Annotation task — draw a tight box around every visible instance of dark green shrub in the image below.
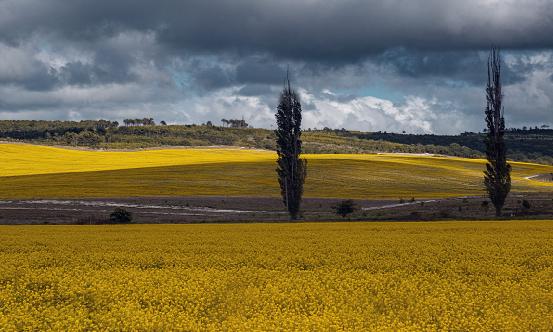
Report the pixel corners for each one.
[109,208,133,224]
[522,200,531,210]
[481,201,489,210]
[334,200,357,218]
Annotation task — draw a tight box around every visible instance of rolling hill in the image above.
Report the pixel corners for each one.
[0,143,552,200]
[2,120,553,164]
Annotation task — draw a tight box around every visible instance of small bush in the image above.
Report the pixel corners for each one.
[481,201,489,210]
[109,208,133,224]
[522,200,531,210]
[334,200,357,218]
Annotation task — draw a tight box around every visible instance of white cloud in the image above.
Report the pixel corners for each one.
[301,90,443,133]
[176,88,275,126]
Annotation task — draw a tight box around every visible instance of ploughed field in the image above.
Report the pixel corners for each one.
[1,221,552,330]
[0,143,552,200]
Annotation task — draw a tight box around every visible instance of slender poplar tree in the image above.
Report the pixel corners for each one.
[484,47,511,217]
[275,74,307,220]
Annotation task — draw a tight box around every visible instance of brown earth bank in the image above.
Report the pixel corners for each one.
[0,193,552,224]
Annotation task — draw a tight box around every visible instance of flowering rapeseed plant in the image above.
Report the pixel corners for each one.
[0,221,552,330]
[0,143,552,199]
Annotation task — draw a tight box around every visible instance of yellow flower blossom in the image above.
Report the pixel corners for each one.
[0,221,552,330]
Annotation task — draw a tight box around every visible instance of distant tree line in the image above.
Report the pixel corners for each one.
[123,118,156,126]
[220,118,249,128]
[348,131,553,164]
[505,125,551,132]
[0,120,119,140]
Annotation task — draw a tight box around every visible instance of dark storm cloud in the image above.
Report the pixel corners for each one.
[192,65,233,90]
[3,52,136,91]
[235,59,286,85]
[10,67,58,91]
[58,62,93,85]
[185,57,287,92]
[1,0,551,91]
[378,49,526,85]
[0,60,57,91]
[0,0,552,133]
[91,43,137,83]
[2,0,553,62]
[57,62,134,86]
[1,55,135,91]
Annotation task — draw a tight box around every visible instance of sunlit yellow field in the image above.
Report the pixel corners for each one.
[0,143,552,199]
[0,221,552,330]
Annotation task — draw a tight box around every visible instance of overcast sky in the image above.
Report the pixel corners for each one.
[0,0,552,133]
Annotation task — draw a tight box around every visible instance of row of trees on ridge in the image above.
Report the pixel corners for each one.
[122,118,157,126]
[220,118,249,128]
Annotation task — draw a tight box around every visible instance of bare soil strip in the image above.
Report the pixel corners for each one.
[0,193,552,224]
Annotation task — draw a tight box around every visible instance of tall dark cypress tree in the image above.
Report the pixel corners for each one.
[484,47,511,217]
[275,75,307,220]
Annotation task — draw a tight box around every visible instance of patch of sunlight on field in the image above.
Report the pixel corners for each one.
[0,221,552,330]
[0,143,274,176]
[0,143,552,199]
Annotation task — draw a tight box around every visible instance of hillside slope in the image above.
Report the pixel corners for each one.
[4,120,553,164]
[0,143,552,200]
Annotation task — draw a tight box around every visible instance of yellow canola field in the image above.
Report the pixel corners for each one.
[0,143,552,199]
[0,221,552,331]
[0,143,275,176]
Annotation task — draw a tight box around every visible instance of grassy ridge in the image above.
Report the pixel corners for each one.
[2,120,553,163]
[0,121,487,158]
[0,143,552,199]
[1,221,552,330]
